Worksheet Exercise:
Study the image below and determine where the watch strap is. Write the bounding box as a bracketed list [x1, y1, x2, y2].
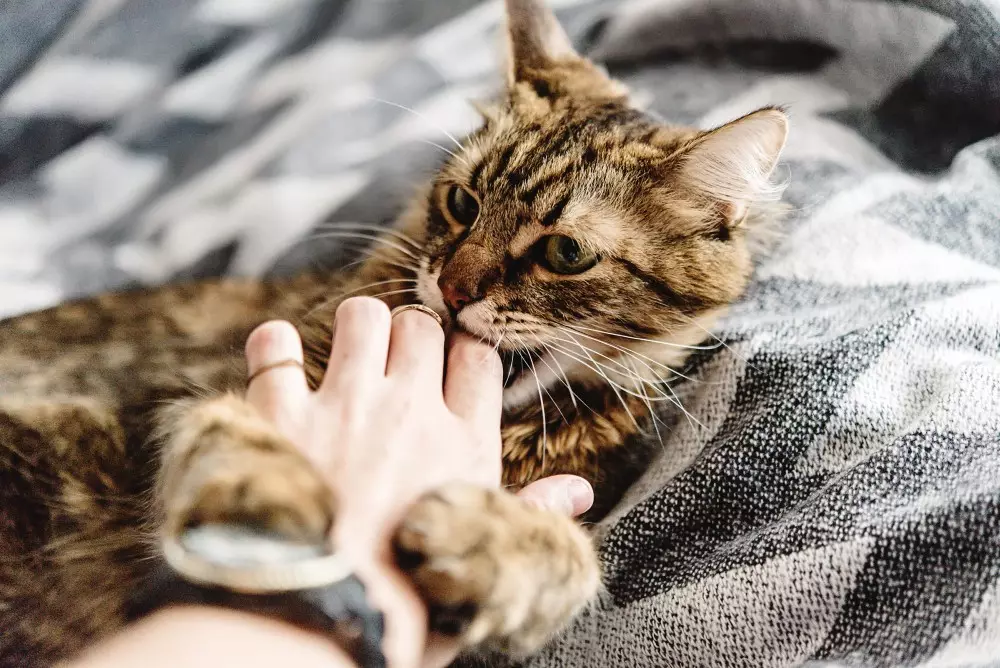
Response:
[126, 562, 386, 668]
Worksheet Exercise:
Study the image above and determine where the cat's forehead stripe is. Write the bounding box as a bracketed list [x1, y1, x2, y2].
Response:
[479, 144, 517, 190]
[507, 199, 621, 258]
[540, 195, 570, 227]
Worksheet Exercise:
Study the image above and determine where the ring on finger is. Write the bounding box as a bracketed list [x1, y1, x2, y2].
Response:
[389, 303, 443, 327]
[246, 358, 305, 388]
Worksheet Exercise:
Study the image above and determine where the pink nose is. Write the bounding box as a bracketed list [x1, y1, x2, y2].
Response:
[438, 276, 477, 312]
[436, 243, 499, 312]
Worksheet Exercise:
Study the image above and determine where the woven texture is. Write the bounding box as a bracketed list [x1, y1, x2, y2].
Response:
[2, 0, 1000, 666]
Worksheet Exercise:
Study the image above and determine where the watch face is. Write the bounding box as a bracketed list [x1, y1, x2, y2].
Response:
[180, 524, 329, 567]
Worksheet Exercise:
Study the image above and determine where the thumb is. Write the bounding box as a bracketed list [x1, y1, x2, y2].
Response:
[516, 475, 594, 517]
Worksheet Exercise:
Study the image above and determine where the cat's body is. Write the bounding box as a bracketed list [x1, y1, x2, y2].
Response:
[0, 0, 788, 664]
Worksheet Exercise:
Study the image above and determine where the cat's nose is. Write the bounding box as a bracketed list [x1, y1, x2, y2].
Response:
[437, 243, 500, 312]
[438, 275, 478, 311]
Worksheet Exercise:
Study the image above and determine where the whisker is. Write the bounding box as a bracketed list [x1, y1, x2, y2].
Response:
[551, 331, 672, 399]
[419, 138, 462, 161]
[503, 355, 516, 386]
[664, 380, 707, 432]
[494, 323, 591, 414]
[309, 231, 421, 263]
[513, 334, 567, 426]
[369, 96, 465, 152]
[511, 338, 549, 471]
[557, 326, 719, 387]
[484, 331, 506, 367]
[622, 349, 707, 433]
[299, 279, 418, 321]
[365, 287, 419, 301]
[673, 311, 756, 370]
[624, 356, 661, 442]
[491, 331, 506, 356]
[315, 222, 424, 251]
[539, 339, 580, 412]
[544, 339, 679, 407]
[548, 338, 641, 429]
[565, 323, 723, 351]
[333, 241, 421, 275]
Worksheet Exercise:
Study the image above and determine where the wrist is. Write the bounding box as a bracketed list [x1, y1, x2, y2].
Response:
[70, 606, 357, 668]
[352, 553, 431, 668]
[125, 526, 386, 668]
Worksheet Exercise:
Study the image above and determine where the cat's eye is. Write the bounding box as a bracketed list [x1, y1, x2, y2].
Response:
[541, 235, 598, 275]
[445, 185, 480, 227]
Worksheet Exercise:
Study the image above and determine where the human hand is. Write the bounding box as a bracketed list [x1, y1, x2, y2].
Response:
[243, 298, 593, 667]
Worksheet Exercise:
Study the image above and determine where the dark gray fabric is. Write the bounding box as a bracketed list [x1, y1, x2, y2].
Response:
[1, 0, 999, 666]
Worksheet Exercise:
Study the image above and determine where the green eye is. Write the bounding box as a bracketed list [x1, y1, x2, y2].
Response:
[446, 185, 480, 226]
[542, 235, 598, 275]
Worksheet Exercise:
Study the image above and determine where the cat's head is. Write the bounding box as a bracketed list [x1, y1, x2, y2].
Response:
[412, 0, 788, 410]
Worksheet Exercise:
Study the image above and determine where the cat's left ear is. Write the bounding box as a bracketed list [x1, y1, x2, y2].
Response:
[678, 108, 789, 226]
[502, 0, 626, 101]
[504, 0, 578, 85]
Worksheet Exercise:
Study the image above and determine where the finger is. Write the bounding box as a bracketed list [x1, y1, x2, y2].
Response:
[322, 297, 392, 392]
[245, 321, 309, 423]
[384, 306, 446, 382]
[517, 475, 594, 517]
[443, 332, 502, 431]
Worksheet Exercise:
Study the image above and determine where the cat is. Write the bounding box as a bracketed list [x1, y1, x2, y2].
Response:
[0, 0, 788, 664]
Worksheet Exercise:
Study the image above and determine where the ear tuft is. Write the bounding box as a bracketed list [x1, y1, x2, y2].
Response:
[504, 0, 578, 85]
[679, 108, 789, 225]
[471, 99, 502, 124]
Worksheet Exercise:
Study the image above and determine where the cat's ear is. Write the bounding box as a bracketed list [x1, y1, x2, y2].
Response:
[503, 0, 578, 86]
[678, 108, 789, 226]
[502, 0, 627, 104]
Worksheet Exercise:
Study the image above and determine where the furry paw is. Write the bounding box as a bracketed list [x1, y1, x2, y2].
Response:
[159, 396, 335, 547]
[167, 448, 334, 546]
[393, 484, 600, 654]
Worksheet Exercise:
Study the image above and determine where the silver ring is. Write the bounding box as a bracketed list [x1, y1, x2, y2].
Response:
[390, 303, 443, 327]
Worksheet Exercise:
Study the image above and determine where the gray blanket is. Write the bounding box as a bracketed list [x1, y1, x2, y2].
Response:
[2, 0, 999, 666]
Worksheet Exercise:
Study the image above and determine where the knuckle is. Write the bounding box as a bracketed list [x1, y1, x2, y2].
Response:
[337, 296, 390, 329]
[451, 339, 494, 370]
[245, 320, 296, 358]
[395, 310, 444, 338]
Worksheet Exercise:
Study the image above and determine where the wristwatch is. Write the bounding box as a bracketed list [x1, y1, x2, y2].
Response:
[127, 525, 386, 668]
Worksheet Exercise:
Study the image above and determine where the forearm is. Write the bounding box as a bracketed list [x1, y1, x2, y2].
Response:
[66, 606, 358, 668]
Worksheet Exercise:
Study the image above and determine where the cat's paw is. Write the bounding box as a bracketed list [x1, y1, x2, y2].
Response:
[167, 448, 334, 546]
[393, 484, 600, 655]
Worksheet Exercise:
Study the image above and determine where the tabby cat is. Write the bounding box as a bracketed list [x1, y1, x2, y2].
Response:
[0, 0, 788, 664]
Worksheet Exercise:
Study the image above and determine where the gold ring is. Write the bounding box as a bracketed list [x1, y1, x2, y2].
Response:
[246, 358, 305, 388]
[390, 303, 443, 327]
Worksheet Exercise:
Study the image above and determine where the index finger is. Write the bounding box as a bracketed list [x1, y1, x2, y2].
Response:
[443, 332, 503, 430]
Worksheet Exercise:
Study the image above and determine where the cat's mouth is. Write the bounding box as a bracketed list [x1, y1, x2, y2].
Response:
[498, 347, 546, 389]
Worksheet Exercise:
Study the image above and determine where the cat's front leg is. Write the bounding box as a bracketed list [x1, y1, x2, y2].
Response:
[157, 394, 335, 544]
[393, 483, 601, 655]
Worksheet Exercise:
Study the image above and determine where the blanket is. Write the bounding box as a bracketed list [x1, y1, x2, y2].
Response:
[1, 0, 999, 666]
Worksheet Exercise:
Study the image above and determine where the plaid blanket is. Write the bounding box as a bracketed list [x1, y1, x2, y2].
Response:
[2, 0, 999, 666]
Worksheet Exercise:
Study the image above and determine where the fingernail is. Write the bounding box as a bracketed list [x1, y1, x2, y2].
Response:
[565, 477, 594, 517]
